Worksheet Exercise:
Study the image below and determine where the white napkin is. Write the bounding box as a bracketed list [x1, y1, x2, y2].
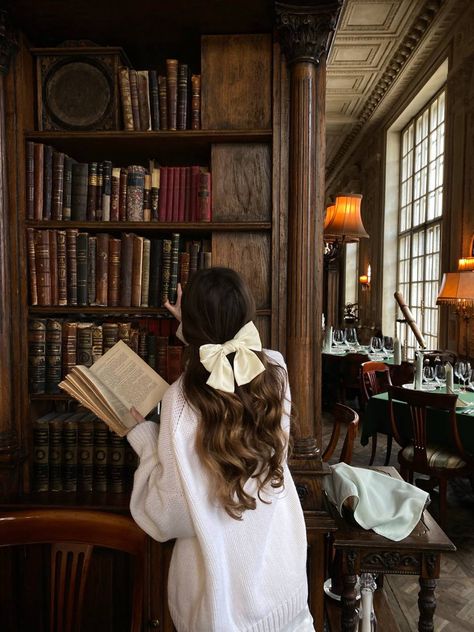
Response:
[446, 362, 454, 392]
[323, 326, 333, 352]
[393, 338, 401, 365]
[414, 352, 423, 389]
[323, 462, 429, 542]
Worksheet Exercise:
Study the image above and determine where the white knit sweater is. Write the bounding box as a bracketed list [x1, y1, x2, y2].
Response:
[127, 350, 309, 632]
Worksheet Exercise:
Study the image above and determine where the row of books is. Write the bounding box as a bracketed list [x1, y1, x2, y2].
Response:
[33, 410, 140, 493]
[118, 62, 201, 131]
[27, 229, 212, 307]
[29, 318, 184, 395]
[26, 143, 212, 222]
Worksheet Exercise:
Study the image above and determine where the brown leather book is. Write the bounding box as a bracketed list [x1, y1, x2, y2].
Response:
[87, 235, 97, 305]
[56, 230, 67, 306]
[49, 416, 66, 492]
[191, 74, 201, 130]
[189, 240, 200, 276]
[93, 418, 108, 492]
[137, 70, 151, 131]
[166, 59, 178, 130]
[131, 234, 144, 307]
[149, 70, 160, 131]
[179, 251, 190, 288]
[151, 167, 160, 221]
[91, 324, 103, 363]
[120, 232, 134, 306]
[26, 141, 35, 220]
[138, 329, 148, 361]
[146, 333, 157, 370]
[143, 173, 152, 222]
[66, 228, 78, 306]
[119, 167, 128, 221]
[77, 323, 93, 367]
[26, 227, 38, 305]
[43, 144, 53, 220]
[149, 238, 163, 307]
[49, 229, 58, 305]
[161, 238, 172, 304]
[169, 233, 180, 304]
[108, 237, 122, 307]
[62, 413, 83, 492]
[198, 171, 212, 222]
[95, 162, 103, 221]
[126, 165, 145, 221]
[102, 322, 119, 352]
[177, 63, 188, 130]
[62, 156, 74, 221]
[110, 167, 121, 221]
[128, 69, 141, 131]
[76, 232, 89, 306]
[32, 412, 56, 491]
[51, 151, 65, 220]
[156, 335, 168, 381]
[35, 229, 52, 306]
[140, 237, 151, 307]
[108, 432, 126, 493]
[61, 321, 77, 378]
[118, 66, 134, 131]
[95, 232, 110, 306]
[117, 321, 131, 345]
[28, 318, 46, 394]
[167, 345, 183, 383]
[87, 162, 98, 221]
[45, 318, 62, 393]
[33, 143, 44, 220]
[158, 166, 168, 221]
[158, 75, 168, 130]
[78, 415, 94, 492]
[102, 160, 112, 222]
[71, 163, 88, 221]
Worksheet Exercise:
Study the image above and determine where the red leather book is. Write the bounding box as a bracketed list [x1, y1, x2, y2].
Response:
[119, 167, 128, 221]
[184, 166, 192, 222]
[178, 167, 186, 222]
[167, 167, 175, 222]
[191, 166, 201, 221]
[172, 167, 180, 222]
[57, 230, 67, 306]
[158, 166, 168, 222]
[191, 74, 201, 130]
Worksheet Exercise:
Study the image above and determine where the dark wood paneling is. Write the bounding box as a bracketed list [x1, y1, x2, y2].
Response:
[211, 143, 271, 221]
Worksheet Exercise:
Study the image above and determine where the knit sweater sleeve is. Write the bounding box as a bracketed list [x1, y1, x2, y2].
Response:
[126, 387, 195, 542]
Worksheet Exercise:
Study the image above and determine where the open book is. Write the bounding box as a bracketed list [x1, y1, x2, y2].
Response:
[59, 340, 169, 437]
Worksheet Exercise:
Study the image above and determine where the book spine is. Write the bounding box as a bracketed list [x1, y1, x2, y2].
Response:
[191, 74, 201, 130]
[147, 332, 157, 370]
[118, 321, 131, 345]
[167, 345, 184, 383]
[71, 163, 88, 221]
[120, 232, 134, 306]
[46, 318, 62, 393]
[35, 229, 51, 305]
[129, 69, 141, 131]
[51, 151, 64, 220]
[198, 171, 212, 221]
[26, 227, 38, 305]
[95, 162, 103, 221]
[96, 232, 110, 306]
[131, 234, 144, 307]
[149, 70, 160, 131]
[156, 335, 168, 381]
[151, 167, 160, 221]
[102, 160, 112, 222]
[179, 251, 190, 288]
[108, 432, 126, 493]
[26, 141, 35, 220]
[43, 144, 53, 220]
[178, 166, 186, 222]
[56, 230, 67, 306]
[93, 419, 108, 492]
[91, 324, 103, 363]
[138, 330, 148, 361]
[78, 418, 94, 492]
[62, 156, 73, 220]
[166, 59, 178, 131]
[191, 165, 200, 221]
[33, 417, 50, 491]
[49, 418, 63, 492]
[126, 165, 145, 221]
[143, 173, 152, 222]
[141, 238, 151, 307]
[87, 235, 97, 305]
[28, 318, 46, 394]
[158, 166, 168, 222]
[148, 238, 162, 307]
[189, 240, 200, 277]
[33, 143, 44, 220]
[108, 237, 122, 307]
[49, 230, 58, 305]
[158, 75, 168, 130]
[168, 233, 180, 304]
[77, 322, 93, 367]
[177, 63, 188, 130]
[76, 232, 89, 306]
[118, 66, 134, 131]
[66, 228, 78, 306]
[62, 321, 77, 378]
[184, 166, 192, 222]
[161, 239, 172, 304]
[137, 70, 151, 131]
[119, 167, 128, 221]
[167, 167, 175, 222]
[102, 322, 119, 352]
[87, 162, 98, 221]
[62, 419, 78, 492]
[110, 167, 121, 221]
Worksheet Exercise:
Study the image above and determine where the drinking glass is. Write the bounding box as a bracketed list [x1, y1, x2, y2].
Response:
[454, 361, 465, 392]
[423, 365, 436, 390]
[382, 336, 394, 356]
[462, 362, 472, 392]
[369, 337, 383, 358]
[345, 327, 359, 350]
[333, 329, 346, 350]
[434, 364, 447, 388]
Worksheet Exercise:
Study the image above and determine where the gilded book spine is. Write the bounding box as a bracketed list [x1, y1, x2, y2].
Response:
[141, 237, 151, 307]
[76, 232, 89, 306]
[33, 413, 55, 492]
[149, 70, 160, 131]
[119, 167, 128, 221]
[45, 318, 62, 393]
[95, 161, 104, 221]
[158, 75, 168, 130]
[26, 227, 38, 306]
[118, 66, 134, 131]
[191, 74, 201, 130]
[77, 323, 93, 367]
[129, 69, 141, 131]
[96, 233, 110, 306]
[110, 167, 121, 221]
[71, 162, 88, 221]
[161, 239, 172, 305]
[57, 230, 67, 306]
[28, 318, 46, 394]
[35, 229, 51, 306]
[166, 59, 178, 130]
[143, 173, 152, 222]
[62, 156, 74, 220]
[131, 234, 144, 307]
[108, 432, 126, 493]
[120, 232, 134, 307]
[108, 237, 122, 307]
[49, 417, 64, 492]
[78, 417, 94, 492]
[62, 418, 79, 492]
[102, 322, 119, 352]
[62, 321, 77, 378]
[49, 230, 58, 306]
[51, 150, 65, 220]
[93, 419, 108, 493]
[102, 160, 112, 222]
[126, 165, 145, 221]
[87, 235, 97, 305]
[177, 63, 188, 130]
[91, 324, 103, 363]
[168, 232, 180, 304]
[66, 228, 78, 306]
[43, 144, 53, 220]
[87, 162, 98, 221]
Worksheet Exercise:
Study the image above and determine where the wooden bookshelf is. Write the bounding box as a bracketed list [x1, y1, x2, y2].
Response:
[29, 306, 272, 316]
[25, 220, 272, 232]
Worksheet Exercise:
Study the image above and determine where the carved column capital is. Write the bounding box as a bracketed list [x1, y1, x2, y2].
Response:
[275, 1, 343, 65]
[0, 10, 18, 75]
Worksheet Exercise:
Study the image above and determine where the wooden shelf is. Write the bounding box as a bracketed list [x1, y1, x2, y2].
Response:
[28, 307, 272, 316]
[25, 220, 272, 232]
[24, 129, 273, 163]
[0, 492, 131, 512]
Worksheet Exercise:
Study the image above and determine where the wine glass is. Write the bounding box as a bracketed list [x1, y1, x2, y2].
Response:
[369, 336, 383, 359]
[345, 327, 359, 350]
[434, 364, 447, 389]
[461, 362, 472, 392]
[382, 336, 394, 356]
[332, 329, 346, 352]
[454, 361, 465, 392]
[423, 365, 436, 390]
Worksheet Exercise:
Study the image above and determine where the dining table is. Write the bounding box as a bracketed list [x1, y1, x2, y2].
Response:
[361, 387, 474, 455]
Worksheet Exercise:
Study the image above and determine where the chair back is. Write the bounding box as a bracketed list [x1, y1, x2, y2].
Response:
[360, 361, 392, 407]
[387, 385, 458, 470]
[0, 509, 147, 632]
[322, 403, 359, 464]
[422, 350, 457, 366]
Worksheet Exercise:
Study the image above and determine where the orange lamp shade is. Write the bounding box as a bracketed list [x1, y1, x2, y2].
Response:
[323, 194, 369, 242]
[324, 204, 337, 230]
[437, 271, 474, 306]
[359, 275, 369, 285]
[458, 257, 474, 271]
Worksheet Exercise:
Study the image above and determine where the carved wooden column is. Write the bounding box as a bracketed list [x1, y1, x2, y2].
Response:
[275, 1, 343, 457]
[0, 11, 19, 496]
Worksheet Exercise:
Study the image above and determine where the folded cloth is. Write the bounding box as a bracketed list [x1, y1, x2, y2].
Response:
[323, 462, 430, 542]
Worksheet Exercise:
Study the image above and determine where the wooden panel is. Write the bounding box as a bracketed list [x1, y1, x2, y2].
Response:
[255, 315, 270, 349]
[201, 34, 272, 130]
[211, 232, 270, 309]
[211, 143, 271, 221]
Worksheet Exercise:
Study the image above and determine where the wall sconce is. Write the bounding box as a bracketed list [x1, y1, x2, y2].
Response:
[359, 264, 371, 291]
[324, 193, 369, 263]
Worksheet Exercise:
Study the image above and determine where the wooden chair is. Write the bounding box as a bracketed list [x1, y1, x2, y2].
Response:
[322, 403, 359, 465]
[360, 361, 392, 466]
[339, 353, 368, 408]
[387, 385, 474, 528]
[0, 508, 147, 632]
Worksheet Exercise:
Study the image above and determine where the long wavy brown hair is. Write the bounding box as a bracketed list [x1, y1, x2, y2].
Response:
[181, 267, 287, 519]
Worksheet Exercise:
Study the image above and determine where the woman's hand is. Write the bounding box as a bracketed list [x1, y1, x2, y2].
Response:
[130, 406, 146, 424]
[164, 283, 182, 322]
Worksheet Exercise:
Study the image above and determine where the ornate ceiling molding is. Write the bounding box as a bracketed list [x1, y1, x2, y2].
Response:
[275, 1, 344, 65]
[327, 0, 445, 176]
[0, 10, 18, 75]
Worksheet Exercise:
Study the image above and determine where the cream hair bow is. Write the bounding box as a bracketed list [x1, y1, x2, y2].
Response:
[199, 321, 265, 393]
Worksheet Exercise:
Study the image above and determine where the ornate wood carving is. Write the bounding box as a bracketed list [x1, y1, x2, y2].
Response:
[362, 551, 420, 573]
[418, 577, 437, 632]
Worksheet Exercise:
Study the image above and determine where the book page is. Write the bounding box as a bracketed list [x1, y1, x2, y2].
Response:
[90, 340, 169, 417]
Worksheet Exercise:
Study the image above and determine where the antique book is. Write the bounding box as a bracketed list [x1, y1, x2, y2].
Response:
[59, 340, 169, 437]
[158, 75, 168, 130]
[177, 63, 188, 130]
[93, 418, 108, 492]
[120, 232, 134, 306]
[191, 165, 201, 221]
[189, 240, 201, 276]
[87, 235, 97, 305]
[172, 166, 180, 221]
[138, 330, 148, 361]
[95, 162, 103, 221]
[78, 414, 95, 492]
[167, 167, 175, 222]
[33, 142, 44, 220]
[143, 173, 152, 221]
[117, 321, 131, 345]
[32, 411, 57, 492]
[158, 166, 168, 221]
[62, 156, 74, 220]
[118, 66, 134, 131]
[141, 237, 151, 307]
[179, 251, 190, 288]
[110, 167, 121, 221]
[128, 69, 141, 131]
[151, 166, 160, 220]
[137, 70, 151, 131]
[71, 162, 88, 221]
[177, 166, 186, 221]
[51, 150, 65, 220]
[102, 322, 119, 352]
[108, 431, 126, 493]
[26, 227, 38, 305]
[166, 59, 178, 130]
[86, 161, 98, 221]
[191, 74, 201, 130]
[45, 318, 62, 393]
[169, 232, 180, 304]
[62, 321, 77, 378]
[66, 228, 78, 306]
[161, 238, 172, 304]
[131, 234, 144, 307]
[148, 70, 160, 131]
[49, 414, 70, 492]
[35, 229, 51, 305]
[198, 171, 212, 221]
[96, 232, 110, 306]
[108, 237, 122, 307]
[76, 232, 89, 306]
[126, 165, 145, 221]
[77, 322, 94, 367]
[148, 238, 163, 307]
[91, 324, 103, 363]
[102, 160, 113, 221]
[57, 230, 67, 306]
[26, 141, 35, 220]
[62, 412, 85, 492]
[184, 166, 192, 221]
[43, 144, 53, 220]
[28, 318, 46, 394]
[49, 229, 58, 305]
[119, 167, 128, 221]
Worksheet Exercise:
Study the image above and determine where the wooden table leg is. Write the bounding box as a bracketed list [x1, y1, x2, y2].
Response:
[341, 572, 359, 632]
[418, 577, 437, 632]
